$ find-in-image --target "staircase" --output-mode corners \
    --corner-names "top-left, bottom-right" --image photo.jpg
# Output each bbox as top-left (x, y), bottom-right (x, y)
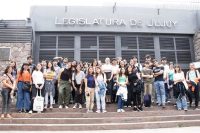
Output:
top-left (0, 104), bottom-right (200, 131)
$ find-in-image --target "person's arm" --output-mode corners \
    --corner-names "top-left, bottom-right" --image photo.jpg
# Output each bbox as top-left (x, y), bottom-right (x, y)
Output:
top-left (71, 73), bottom-right (77, 90)
top-left (186, 71), bottom-right (189, 81)
top-left (84, 77), bottom-right (89, 93)
top-left (196, 70), bottom-right (200, 79)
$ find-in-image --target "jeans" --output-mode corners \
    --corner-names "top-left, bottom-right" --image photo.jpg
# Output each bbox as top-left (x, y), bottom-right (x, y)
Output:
top-left (95, 90), bottom-right (106, 111)
top-left (16, 82), bottom-right (31, 111)
top-left (1, 88), bottom-right (11, 114)
top-left (154, 81), bottom-right (166, 106)
top-left (75, 84), bottom-right (83, 104)
top-left (176, 95), bottom-right (187, 110)
top-left (117, 95), bottom-right (124, 109)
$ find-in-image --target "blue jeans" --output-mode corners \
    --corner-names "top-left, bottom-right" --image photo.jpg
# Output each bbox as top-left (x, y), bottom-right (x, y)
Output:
top-left (176, 95), bottom-right (187, 110)
top-left (117, 96), bottom-right (124, 109)
top-left (154, 81), bottom-right (166, 106)
top-left (1, 88), bottom-right (11, 114)
top-left (16, 82), bottom-right (31, 111)
top-left (95, 91), bottom-right (106, 111)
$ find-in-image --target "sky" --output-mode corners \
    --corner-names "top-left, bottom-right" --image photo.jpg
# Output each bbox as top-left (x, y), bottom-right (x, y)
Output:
top-left (0, 0), bottom-right (200, 19)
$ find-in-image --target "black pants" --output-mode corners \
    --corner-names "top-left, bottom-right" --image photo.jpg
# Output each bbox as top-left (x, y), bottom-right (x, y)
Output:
top-left (74, 84), bottom-right (83, 104)
top-left (54, 80), bottom-right (58, 104)
top-left (126, 85), bottom-right (133, 106)
top-left (30, 84), bottom-right (44, 111)
top-left (187, 86), bottom-right (199, 108)
top-left (133, 91), bottom-right (142, 108)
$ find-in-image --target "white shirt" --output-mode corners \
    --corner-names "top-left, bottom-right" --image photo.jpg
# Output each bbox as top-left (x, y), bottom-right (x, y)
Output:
top-left (32, 70), bottom-right (44, 85)
top-left (173, 72), bottom-right (185, 82)
top-left (102, 64), bottom-right (112, 73)
top-left (72, 71), bottom-right (85, 85)
top-left (112, 65), bottom-right (119, 75)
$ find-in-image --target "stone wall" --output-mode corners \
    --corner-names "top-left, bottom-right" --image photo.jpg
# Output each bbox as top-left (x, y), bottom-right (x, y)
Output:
top-left (194, 32), bottom-right (200, 62)
top-left (0, 43), bottom-right (31, 73)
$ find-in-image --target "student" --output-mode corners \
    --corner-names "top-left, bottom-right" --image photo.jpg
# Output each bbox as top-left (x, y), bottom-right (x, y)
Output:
top-left (16, 63), bottom-right (32, 113)
top-left (95, 66), bottom-right (107, 113)
top-left (173, 65), bottom-right (188, 111)
top-left (186, 63), bottom-right (200, 110)
top-left (1, 66), bottom-right (15, 119)
top-left (44, 61), bottom-right (56, 109)
top-left (58, 62), bottom-right (72, 109)
top-left (72, 64), bottom-right (85, 109)
top-left (85, 66), bottom-right (96, 113)
top-left (30, 63), bottom-right (45, 113)
top-left (116, 68), bottom-right (128, 113)
top-left (153, 60), bottom-right (166, 108)
top-left (142, 61), bottom-right (154, 107)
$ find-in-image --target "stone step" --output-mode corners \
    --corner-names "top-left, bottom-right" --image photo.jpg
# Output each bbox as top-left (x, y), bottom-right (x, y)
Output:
top-left (11, 110), bottom-right (200, 118)
top-left (0, 114), bottom-right (200, 124)
top-left (0, 119), bottom-right (200, 131)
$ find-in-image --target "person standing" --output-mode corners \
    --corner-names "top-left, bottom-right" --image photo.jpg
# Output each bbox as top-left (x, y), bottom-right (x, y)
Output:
top-left (72, 64), bottom-right (85, 109)
top-left (186, 63), bottom-right (200, 110)
top-left (173, 65), bottom-right (188, 111)
top-left (30, 63), bottom-right (45, 113)
top-left (44, 62), bottom-right (56, 109)
top-left (116, 68), bottom-right (128, 113)
top-left (16, 63), bottom-right (32, 113)
top-left (142, 61), bottom-right (154, 106)
top-left (95, 66), bottom-right (107, 113)
top-left (1, 66), bottom-right (15, 119)
top-left (153, 60), bottom-right (166, 108)
top-left (85, 66), bottom-right (96, 113)
top-left (58, 62), bottom-right (72, 109)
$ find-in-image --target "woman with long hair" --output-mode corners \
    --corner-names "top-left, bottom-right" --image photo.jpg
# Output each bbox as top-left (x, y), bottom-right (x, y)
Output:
top-left (16, 63), bottom-right (32, 113)
top-left (9, 61), bottom-right (17, 79)
top-left (85, 66), bottom-right (96, 113)
top-left (95, 66), bottom-right (107, 113)
top-left (1, 66), bottom-right (15, 119)
top-left (116, 68), bottom-right (128, 113)
top-left (173, 65), bottom-right (188, 111)
top-left (44, 61), bottom-right (56, 109)
top-left (29, 63), bottom-right (45, 113)
top-left (72, 64), bottom-right (85, 109)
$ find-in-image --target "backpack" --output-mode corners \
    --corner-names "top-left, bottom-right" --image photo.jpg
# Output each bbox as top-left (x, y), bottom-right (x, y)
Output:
top-left (144, 94), bottom-right (151, 107)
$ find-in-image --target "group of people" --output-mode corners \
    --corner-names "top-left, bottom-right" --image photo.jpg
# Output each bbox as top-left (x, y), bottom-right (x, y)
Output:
top-left (0, 54), bottom-right (200, 119)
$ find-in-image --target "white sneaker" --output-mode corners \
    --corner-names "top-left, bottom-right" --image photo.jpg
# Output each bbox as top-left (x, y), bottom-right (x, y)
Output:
top-left (29, 110), bottom-right (33, 114)
top-left (50, 105), bottom-right (53, 109)
top-left (44, 105), bottom-right (47, 109)
top-left (73, 104), bottom-right (77, 109)
top-left (79, 104), bottom-right (82, 109)
top-left (121, 109), bottom-right (125, 112)
top-left (117, 109), bottom-right (121, 113)
top-left (96, 110), bottom-right (101, 113)
top-left (58, 105), bottom-right (63, 109)
top-left (102, 110), bottom-right (107, 113)
top-left (65, 106), bottom-right (69, 109)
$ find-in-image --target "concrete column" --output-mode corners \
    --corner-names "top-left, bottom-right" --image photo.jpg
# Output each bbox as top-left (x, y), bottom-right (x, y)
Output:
top-left (74, 35), bottom-right (80, 61)
top-left (115, 35), bottom-right (121, 58)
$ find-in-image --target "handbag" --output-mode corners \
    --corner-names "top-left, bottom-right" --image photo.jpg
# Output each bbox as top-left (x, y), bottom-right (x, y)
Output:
top-left (23, 82), bottom-right (31, 91)
top-left (33, 89), bottom-right (44, 112)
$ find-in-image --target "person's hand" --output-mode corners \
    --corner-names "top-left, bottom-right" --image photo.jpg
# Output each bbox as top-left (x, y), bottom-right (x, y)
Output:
top-left (35, 84), bottom-right (39, 89)
top-left (39, 85), bottom-right (43, 90)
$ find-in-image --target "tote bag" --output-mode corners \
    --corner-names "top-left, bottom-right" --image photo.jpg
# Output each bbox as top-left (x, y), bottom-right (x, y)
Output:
top-left (33, 90), bottom-right (44, 112)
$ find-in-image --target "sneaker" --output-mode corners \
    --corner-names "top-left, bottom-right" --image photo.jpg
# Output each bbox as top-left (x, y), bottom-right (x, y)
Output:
top-left (79, 104), bottom-right (82, 109)
top-left (102, 110), bottom-right (107, 113)
top-left (121, 109), bottom-right (125, 112)
top-left (65, 106), bottom-right (69, 109)
top-left (73, 104), bottom-right (77, 109)
top-left (6, 114), bottom-right (13, 119)
top-left (37, 111), bottom-right (41, 113)
top-left (96, 110), bottom-right (101, 113)
top-left (28, 110), bottom-right (33, 114)
top-left (59, 105), bottom-right (63, 109)
top-left (195, 107), bottom-right (199, 110)
top-left (87, 110), bottom-right (93, 113)
top-left (50, 105), bottom-right (53, 109)
top-left (117, 109), bottom-right (121, 113)
top-left (128, 106), bottom-right (132, 108)
top-left (44, 105), bottom-right (47, 109)
top-left (184, 108), bottom-right (188, 111)
top-left (0, 114), bottom-right (5, 120)
top-left (178, 108), bottom-right (181, 111)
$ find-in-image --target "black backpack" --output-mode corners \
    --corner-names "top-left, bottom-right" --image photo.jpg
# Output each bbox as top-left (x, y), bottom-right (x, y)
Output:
top-left (144, 94), bottom-right (151, 107)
